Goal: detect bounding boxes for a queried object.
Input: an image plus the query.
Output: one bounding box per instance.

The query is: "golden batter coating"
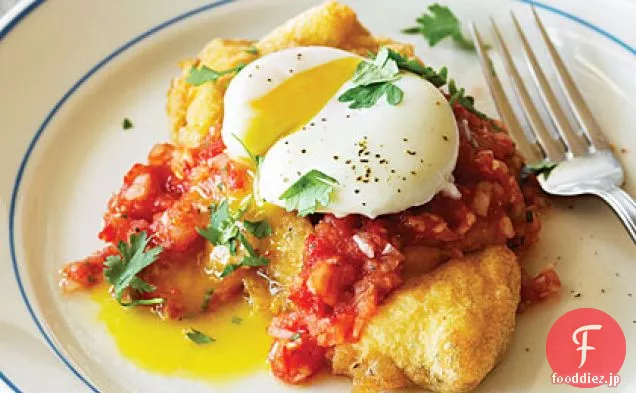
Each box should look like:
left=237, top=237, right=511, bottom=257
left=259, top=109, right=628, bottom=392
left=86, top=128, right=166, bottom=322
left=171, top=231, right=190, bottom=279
left=166, top=1, right=414, bottom=147
left=331, top=246, right=521, bottom=393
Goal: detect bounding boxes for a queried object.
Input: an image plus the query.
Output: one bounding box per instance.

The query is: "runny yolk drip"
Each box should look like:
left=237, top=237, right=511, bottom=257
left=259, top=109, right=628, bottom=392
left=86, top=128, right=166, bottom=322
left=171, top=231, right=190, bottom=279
left=243, top=56, right=360, bottom=155
left=93, top=287, right=271, bottom=381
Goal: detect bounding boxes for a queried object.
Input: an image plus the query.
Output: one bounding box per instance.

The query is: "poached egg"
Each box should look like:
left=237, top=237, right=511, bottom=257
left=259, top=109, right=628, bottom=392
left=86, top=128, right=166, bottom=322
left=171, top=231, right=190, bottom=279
left=221, top=46, right=459, bottom=218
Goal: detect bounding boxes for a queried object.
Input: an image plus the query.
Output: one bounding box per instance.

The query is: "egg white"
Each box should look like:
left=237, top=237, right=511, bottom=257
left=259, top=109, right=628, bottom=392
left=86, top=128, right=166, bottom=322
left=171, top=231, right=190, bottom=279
left=222, top=46, right=460, bottom=218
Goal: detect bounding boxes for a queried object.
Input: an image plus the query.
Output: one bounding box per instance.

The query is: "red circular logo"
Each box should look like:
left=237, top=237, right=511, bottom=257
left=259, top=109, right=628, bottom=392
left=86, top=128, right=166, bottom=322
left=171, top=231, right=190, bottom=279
left=546, top=308, right=626, bottom=388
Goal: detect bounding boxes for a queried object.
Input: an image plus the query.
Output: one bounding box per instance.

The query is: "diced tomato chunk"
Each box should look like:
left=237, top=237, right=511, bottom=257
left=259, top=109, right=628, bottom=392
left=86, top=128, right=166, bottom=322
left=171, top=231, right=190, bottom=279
left=60, top=246, right=119, bottom=292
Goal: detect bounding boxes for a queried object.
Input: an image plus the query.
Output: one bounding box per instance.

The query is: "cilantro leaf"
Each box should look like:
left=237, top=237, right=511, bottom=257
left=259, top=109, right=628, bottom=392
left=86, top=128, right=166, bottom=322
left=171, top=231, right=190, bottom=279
left=220, top=255, right=269, bottom=278
left=338, top=47, right=404, bottom=109
left=244, top=45, right=259, bottom=55
left=279, top=169, right=338, bottom=216
left=381, top=47, right=488, bottom=119
left=521, top=161, right=558, bottom=180
left=186, top=64, right=245, bottom=86
left=402, top=3, right=476, bottom=51
left=197, top=200, right=271, bottom=278
left=185, top=328, right=215, bottom=344
left=386, top=84, right=404, bottom=105
left=339, top=83, right=398, bottom=109
left=244, top=220, right=272, bottom=239
left=201, top=288, right=214, bottom=312
left=120, top=298, right=164, bottom=307
left=122, top=118, right=133, bottom=130
left=290, top=332, right=302, bottom=341
left=196, top=201, right=239, bottom=246
left=103, top=231, right=163, bottom=306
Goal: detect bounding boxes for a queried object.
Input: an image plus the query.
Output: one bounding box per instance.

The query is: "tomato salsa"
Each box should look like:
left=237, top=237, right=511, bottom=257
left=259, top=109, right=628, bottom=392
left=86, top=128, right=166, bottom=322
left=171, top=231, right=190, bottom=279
left=61, top=102, right=559, bottom=384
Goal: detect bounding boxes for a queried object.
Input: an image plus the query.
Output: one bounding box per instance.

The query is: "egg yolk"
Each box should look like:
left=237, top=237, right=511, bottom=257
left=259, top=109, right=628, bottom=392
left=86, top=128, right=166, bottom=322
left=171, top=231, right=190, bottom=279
left=242, top=57, right=360, bottom=155
left=93, top=286, right=271, bottom=381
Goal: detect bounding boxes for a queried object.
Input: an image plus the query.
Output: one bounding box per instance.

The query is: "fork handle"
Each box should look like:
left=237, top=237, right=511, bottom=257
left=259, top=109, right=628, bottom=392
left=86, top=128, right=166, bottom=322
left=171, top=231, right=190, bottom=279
left=596, top=186, right=636, bottom=244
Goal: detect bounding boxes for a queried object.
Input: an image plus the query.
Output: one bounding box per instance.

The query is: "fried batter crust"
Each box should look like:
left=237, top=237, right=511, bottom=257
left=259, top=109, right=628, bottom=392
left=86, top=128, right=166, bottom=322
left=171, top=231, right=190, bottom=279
left=166, top=1, right=414, bottom=147
left=330, top=246, right=521, bottom=393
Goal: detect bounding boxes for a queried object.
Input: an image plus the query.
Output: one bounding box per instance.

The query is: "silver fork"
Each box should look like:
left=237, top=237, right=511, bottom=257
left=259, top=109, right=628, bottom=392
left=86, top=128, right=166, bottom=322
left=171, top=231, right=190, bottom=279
left=470, top=7, right=636, bottom=244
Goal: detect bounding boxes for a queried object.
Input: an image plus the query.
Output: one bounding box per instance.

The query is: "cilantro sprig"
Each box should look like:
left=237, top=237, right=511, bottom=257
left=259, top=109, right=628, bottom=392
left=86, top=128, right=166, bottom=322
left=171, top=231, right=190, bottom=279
left=244, top=45, right=259, bottom=55
left=338, top=47, right=404, bottom=109
left=402, top=3, right=476, bottom=51
left=103, top=231, right=164, bottom=307
left=122, top=118, right=133, bottom=130
left=521, top=161, right=558, bottom=180
left=380, top=47, right=488, bottom=119
left=279, top=169, right=338, bottom=216
left=197, top=200, right=271, bottom=278
left=185, top=328, right=215, bottom=344
left=186, top=64, right=246, bottom=86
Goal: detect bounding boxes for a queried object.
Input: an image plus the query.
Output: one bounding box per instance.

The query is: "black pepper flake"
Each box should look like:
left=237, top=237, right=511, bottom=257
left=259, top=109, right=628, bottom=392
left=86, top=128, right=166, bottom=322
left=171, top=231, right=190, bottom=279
left=374, top=178, right=379, bottom=182
left=296, top=171, right=301, bottom=176
left=402, top=177, right=407, bottom=181
left=443, top=135, right=449, bottom=141
left=525, top=347, right=530, bottom=352
left=346, top=114, right=351, bottom=119
left=356, top=176, right=362, bottom=181
left=354, top=189, right=360, bottom=194
left=574, top=292, right=581, bottom=298
left=601, top=289, right=606, bottom=294
left=345, top=159, right=352, bottom=164
left=310, top=122, right=315, bottom=126
left=296, top=53, right=302, bottom=59
left=375, top=154, right=380, bottom=158
left=255, top=65, right=261, bottom=70
left=301, top=149, right=307, bottom=153
left=362, top=179, right=370, bottom=183
left=267, top=78, right=272, bottom=82
left=629, top=293, right=633, bottom=297
left=352, top=165, right=357, bottom=170
left=397, top=189, right=401, bottom=193
left=360, top=159, right=369, bottom=163
left=321, top=118, right=327, bottom=122
left=248, top=73, right=253, bottom=78
left=406, top=150, right=416, bottom=156
left=410, top=171, right=417, bottom=175
left=403, top=138, right=408, bottom=142
left=289, top=69, right=294, bottom=73
left=390, top=169, right=396, bottom=174
left=284, top=141, right=289, bottom=145
left=379, top=159, right=388, bottom=164
left=333, top=155, right=339, bottom=160
left=362, top=202, right=367, bottom=206
left=420, top=159, right=425, bottom=163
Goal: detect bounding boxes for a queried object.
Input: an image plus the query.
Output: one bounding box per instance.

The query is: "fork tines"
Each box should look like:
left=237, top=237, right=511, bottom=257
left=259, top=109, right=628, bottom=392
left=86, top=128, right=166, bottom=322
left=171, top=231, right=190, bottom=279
left=469, top=7, right=608, bottom=165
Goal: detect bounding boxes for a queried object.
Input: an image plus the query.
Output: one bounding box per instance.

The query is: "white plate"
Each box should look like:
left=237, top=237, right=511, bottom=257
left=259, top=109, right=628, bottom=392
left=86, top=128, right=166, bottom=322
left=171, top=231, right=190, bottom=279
left=1, top=0, right=635, bottom=392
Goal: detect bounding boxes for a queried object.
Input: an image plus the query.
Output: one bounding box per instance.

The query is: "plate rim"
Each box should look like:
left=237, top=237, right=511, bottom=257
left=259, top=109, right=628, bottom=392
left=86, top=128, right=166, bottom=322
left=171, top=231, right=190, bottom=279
left=3, top=0, right=635, bottom=392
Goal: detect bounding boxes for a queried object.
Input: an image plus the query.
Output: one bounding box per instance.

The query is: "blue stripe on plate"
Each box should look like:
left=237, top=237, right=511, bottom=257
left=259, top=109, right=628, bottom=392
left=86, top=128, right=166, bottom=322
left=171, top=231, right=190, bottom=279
left=520, top=0, right=636, bottom=55
left=3, top=0, right=635, bottom=392
left=0, top=372, right=23, bottom=393
left=0, top=0, right=44, bottom=41
left=6, top=2, right=238, bottom=392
